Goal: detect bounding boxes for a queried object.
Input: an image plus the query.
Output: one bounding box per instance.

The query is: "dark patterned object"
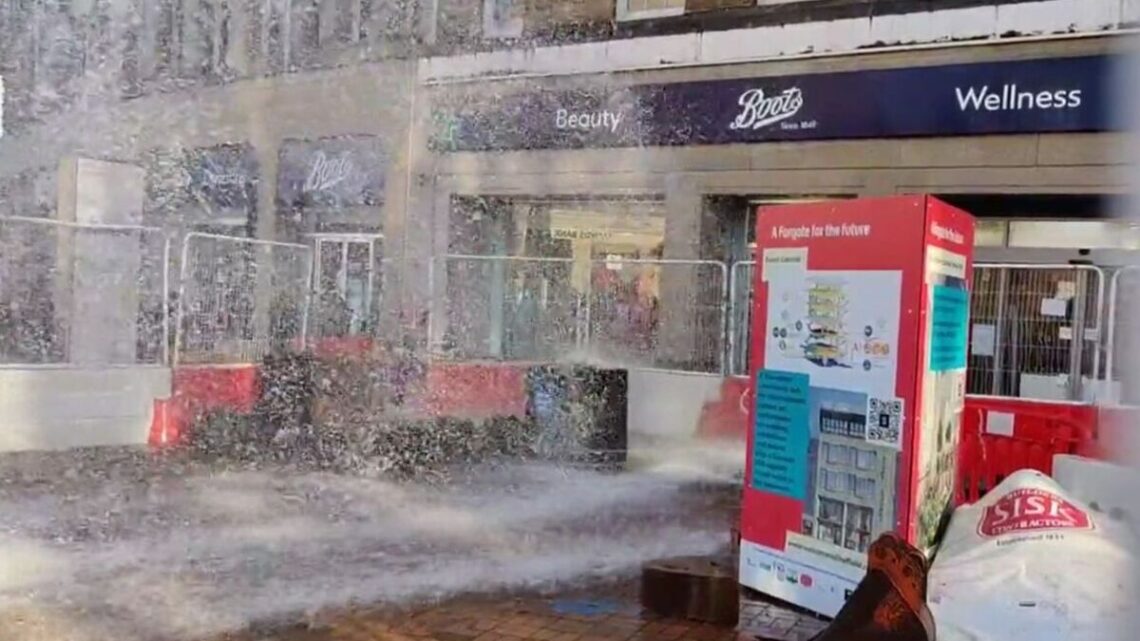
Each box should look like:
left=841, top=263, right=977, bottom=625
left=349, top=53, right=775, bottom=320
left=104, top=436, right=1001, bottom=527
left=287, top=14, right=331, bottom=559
left=640, top=555, right=739, bottom=625
left=524, top=365, right=628, bottom=468
left=805, top=533, right=934, bottom=641
left=183, top=352, right=318, bottom=464
left=185, top=409, right=257, bottom=461
left=487, top=415, right=542, bottom=458
left=186, top=350, right=553, bottom=479
left=310, top=351, right=388, bottom=429
left=253, top=351, right=318, bottom=456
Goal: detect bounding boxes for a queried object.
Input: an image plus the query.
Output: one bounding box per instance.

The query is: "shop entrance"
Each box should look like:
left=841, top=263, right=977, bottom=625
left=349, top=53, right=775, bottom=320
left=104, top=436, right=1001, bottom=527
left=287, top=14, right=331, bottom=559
left=311, top=233, right=383, bottom=337
left=442, top=197, right=668, bottom=363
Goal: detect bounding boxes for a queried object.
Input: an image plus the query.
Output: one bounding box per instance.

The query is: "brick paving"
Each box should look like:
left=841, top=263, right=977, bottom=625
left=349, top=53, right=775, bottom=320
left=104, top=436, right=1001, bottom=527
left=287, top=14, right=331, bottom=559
left=215, top=582, right=829, bottom=641
left=738, top=600, right=827, bottom=641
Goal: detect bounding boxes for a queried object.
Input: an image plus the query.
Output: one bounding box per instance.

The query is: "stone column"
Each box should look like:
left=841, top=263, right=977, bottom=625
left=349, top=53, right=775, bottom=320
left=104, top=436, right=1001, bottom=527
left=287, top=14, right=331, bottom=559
left=252, top=141, right=282, bottom=350
left=387, top=73, right=426, bottom=347
left=655, top=174, right=703, bottom=370
left=56, top=157, right=146, bottom=365
left=419, top=186, right=451, bottom=352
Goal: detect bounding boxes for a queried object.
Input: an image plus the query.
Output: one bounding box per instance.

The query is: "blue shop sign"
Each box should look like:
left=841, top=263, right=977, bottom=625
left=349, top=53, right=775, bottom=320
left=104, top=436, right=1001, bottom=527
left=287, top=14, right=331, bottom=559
left=185, top=143, right=259, bottom=211
left=432, top=54, right=1119, bottom=152
left=276, top=135, right=387, bottom=209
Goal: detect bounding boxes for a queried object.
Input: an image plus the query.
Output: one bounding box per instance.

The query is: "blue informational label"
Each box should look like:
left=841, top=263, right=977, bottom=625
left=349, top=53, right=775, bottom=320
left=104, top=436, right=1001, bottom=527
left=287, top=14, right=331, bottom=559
left=532, top=383, right=557, bottom=422
left=930, top=285, right=970, bottom=371
left=752, top=369, right=811, bottom=501
left=530, top=378, right=573, bottom=458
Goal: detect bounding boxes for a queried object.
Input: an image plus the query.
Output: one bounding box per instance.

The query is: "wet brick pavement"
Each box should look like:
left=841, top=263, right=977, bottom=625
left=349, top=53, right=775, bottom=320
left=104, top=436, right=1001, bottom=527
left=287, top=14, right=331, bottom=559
left=219, top=582, right=828, bottom=641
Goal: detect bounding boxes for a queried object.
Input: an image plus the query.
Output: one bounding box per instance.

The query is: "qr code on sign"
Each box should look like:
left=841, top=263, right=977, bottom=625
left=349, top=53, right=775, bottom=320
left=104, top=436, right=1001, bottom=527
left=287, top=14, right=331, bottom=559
left=866, top=396, right=903, bottom=448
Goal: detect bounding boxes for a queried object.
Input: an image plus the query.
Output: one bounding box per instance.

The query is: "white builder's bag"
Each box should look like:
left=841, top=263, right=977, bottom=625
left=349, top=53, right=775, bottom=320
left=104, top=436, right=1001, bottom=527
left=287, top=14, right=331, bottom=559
left=928, top=469, right=1138, bottom=641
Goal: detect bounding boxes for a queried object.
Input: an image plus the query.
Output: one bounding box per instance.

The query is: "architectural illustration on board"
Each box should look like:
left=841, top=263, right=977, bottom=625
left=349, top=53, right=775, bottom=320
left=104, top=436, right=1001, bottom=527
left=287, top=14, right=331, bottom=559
left=803, top=278, right=850, bottom=367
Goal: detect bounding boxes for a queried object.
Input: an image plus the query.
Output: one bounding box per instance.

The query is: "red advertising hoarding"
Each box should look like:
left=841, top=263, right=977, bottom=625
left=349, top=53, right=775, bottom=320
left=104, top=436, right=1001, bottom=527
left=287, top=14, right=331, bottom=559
left=737, top=195, right=975, bottom=616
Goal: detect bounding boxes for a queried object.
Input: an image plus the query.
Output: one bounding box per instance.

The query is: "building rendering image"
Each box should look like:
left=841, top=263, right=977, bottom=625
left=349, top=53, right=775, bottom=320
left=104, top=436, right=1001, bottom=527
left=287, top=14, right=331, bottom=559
left=809, top=389, right=898, bottom=554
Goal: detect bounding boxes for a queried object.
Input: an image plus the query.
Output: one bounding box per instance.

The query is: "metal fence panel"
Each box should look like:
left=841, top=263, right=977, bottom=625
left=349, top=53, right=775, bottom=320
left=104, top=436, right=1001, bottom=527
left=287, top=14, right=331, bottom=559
left=309, top=235, right=388, bottom=339
left=1107, top=265, right=1140, bottom=403
left=431, top=254, right=585, bottom=362
left=0, top=215, right=170, bottom=366
left=967, top=264, right=1104, bottom=401
left=429, top=254, right=726, bottom=374
left=586, top=258, right=726, bottom=373
left=728, top=260, right=755, bottom=376
left=175, top=233, right=313, bottom=365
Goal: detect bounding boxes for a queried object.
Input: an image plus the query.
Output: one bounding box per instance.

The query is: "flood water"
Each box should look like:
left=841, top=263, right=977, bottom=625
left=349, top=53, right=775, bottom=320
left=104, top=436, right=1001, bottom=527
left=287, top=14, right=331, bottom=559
left=0, top=451, right=738, bottom=641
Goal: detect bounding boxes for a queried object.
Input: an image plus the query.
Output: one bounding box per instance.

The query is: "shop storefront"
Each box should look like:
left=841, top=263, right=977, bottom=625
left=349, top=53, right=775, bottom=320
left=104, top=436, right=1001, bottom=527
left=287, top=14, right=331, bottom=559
left=276, top=135, right=387, bottom=337
left=420, top=36, right=1125, bottom=376
left=441, top=196, right=668, bottom=363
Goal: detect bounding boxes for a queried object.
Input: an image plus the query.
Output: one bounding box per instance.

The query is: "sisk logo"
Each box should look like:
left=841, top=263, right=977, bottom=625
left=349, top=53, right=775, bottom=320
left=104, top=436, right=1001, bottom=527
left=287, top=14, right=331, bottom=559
left=977, top=488, right=1092, bottom=537
left=730, top=87, right=805, bottom=131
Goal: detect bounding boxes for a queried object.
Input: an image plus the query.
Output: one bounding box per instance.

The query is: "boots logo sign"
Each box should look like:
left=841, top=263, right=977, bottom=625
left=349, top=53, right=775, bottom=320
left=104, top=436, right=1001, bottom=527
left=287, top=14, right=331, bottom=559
left=303, top=151, right=357, bottom=194
left=434, top=55, right=1112, bottom=152
left=978, top=488, right=1092, bottom=537
left=729, top=87, right=806, bottom=131
left=277, top=136, right=385, bottom=208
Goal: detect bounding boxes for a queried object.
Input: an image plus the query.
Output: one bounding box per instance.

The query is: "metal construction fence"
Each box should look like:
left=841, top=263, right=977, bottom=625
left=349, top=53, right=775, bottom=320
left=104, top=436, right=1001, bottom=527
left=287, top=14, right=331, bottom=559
left=174, top=233, right=313, bottom=366
left=428, top=254, right=727, bottom=373
left=310, top=235, right=388, bottom=339
left=0, top=215, right=171, bottom=366
left=430, top=254, right=585, bottom=364
left=3, top=219, right=1138, bottom=403
left=0, top=224, right=370, bottom=368
left=726, top=260, right=1112, bottom=402
left=727, top=260, right=755, bottom=376
left=588, top=258, right=726, bottom=373
left=966, top=264, right=1104, bottom=401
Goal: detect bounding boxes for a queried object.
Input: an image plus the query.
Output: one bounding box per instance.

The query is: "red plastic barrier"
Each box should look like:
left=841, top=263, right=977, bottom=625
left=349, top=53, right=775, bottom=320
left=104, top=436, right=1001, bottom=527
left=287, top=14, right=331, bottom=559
left=148, top=397, right=189, bottom=448
left=956, top=396, right=1098, bottom=504
left=307, top=336, right=377, bottom=359
left=172, top=365, right=262, bottom=415
left=695, top=376, right=750, bottom=442
left=151, top=365, right=262, bottom=447
left=417, top=362, right=528, bottom=418
left=972, top=397, right=1096, bottom=442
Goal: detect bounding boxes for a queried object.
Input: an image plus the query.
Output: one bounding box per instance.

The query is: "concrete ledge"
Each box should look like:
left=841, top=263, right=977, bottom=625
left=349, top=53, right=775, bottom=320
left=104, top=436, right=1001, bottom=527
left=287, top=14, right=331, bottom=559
left=0, top=367, right=172, bottom=452
left=420, top=1, right=1126, bottom=83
